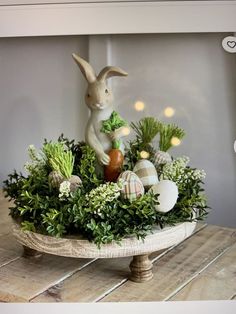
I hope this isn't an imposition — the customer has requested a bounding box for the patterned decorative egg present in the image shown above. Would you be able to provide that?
[48,171,64,189]
[149,180,178,213]
[119,170,144,202]
[69,175,82,192]
[133,159,159,189]
[154,150,172,166]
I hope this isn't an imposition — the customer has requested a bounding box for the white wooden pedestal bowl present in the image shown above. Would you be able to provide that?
[12,220,196,283]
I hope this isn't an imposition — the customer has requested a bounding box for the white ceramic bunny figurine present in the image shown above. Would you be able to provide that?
[72,53,128,165]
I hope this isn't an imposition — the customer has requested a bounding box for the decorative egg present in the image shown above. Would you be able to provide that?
[48,171,64,189]
[133,159,159,189]
[154,151,172,166]
[119,170,144,202]
[69,175,82,192]
[149,180,178,213]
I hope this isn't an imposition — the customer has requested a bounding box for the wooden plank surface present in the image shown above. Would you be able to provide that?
[170,243,236,301]
[101,225,236,302]
[31,250,175,303]
[0,191,13,236]
[31,256,133,303]
[0,233,23,266]
[0,192,23,266]
[0,254,95,302]
[31,224,206,303]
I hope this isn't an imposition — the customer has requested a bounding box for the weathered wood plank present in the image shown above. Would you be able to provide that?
[31,224,206,303]
[0,234,23,267]
[31,251,165,303]
[0,190,23,264]
[0,191,13,236]
[0,233,23,254]
[169,243,236,301]
[101,225,236,302]
[0,247,20,267]
[31,256,132,303]
[0,254,95,302]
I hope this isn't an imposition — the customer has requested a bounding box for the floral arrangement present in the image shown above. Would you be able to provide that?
[3,117,208,247]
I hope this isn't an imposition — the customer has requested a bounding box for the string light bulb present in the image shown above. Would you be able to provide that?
[171,137,181,146]
[122,126,131,136]
[134,101,145,111]
[140,151,150,159]
[164,106,175,118]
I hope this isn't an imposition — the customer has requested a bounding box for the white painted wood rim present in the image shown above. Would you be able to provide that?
[0,1,236,37]
[12,220,196,258]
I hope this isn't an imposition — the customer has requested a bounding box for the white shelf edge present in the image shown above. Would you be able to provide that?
[0,1,236,37]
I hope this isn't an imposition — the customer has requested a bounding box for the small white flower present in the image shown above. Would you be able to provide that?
[59,180,71,199]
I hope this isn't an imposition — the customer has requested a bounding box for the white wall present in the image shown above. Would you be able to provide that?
[0,35,89,182]
[108,33,236,228]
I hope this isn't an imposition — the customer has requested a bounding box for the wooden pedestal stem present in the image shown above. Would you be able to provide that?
[129,254,153,283]
[22,245,43,259]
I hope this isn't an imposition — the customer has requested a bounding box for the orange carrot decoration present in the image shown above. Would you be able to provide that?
[101,111,127,182]
[104,140,124,182]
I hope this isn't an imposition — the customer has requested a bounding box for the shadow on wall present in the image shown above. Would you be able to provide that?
[0,96,42,184]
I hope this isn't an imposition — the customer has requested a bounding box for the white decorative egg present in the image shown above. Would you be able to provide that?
[133,159,159,189]
[149,180,178,213]
[119,170,144,202]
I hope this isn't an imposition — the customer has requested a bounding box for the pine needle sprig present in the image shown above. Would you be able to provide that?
[130,117,161,146]
[159,124,185,152]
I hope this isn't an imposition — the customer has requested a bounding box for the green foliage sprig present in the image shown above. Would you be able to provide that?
[101,111,127,134]
[125,117,160,169]
[124,117,186,169]
[77,145,102,192]
[43,142,74,179]
[159,123,185,152]
[101,111,127,149]
[130,117,161,146]
[57,134,85,174]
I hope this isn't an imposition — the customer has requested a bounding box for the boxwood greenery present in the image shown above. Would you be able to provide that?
[3,118,208,247]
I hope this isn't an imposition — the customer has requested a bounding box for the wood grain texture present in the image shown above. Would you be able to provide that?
[101,225,236,302]
[0,254,95,302]
[0,247,20,267]
[0,191,13,236]
[0,233,23,254]
[12,220,196,258]
[170,243,236,301]
[31,256,132,303]
[31,250,166,303]
[30,225,206,303]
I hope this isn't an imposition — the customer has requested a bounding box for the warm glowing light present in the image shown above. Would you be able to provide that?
[171,137,181,146]
[134,101,145,111]
[140,151,150,159]
[122,126,131,136]
[164,107,175,118]
[234,140,236,153]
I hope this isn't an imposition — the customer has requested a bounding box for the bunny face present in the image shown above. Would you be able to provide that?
[85,81,114,111]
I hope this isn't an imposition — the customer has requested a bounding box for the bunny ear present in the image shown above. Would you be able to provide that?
[72,53,97,83]
[97,66,128,81]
